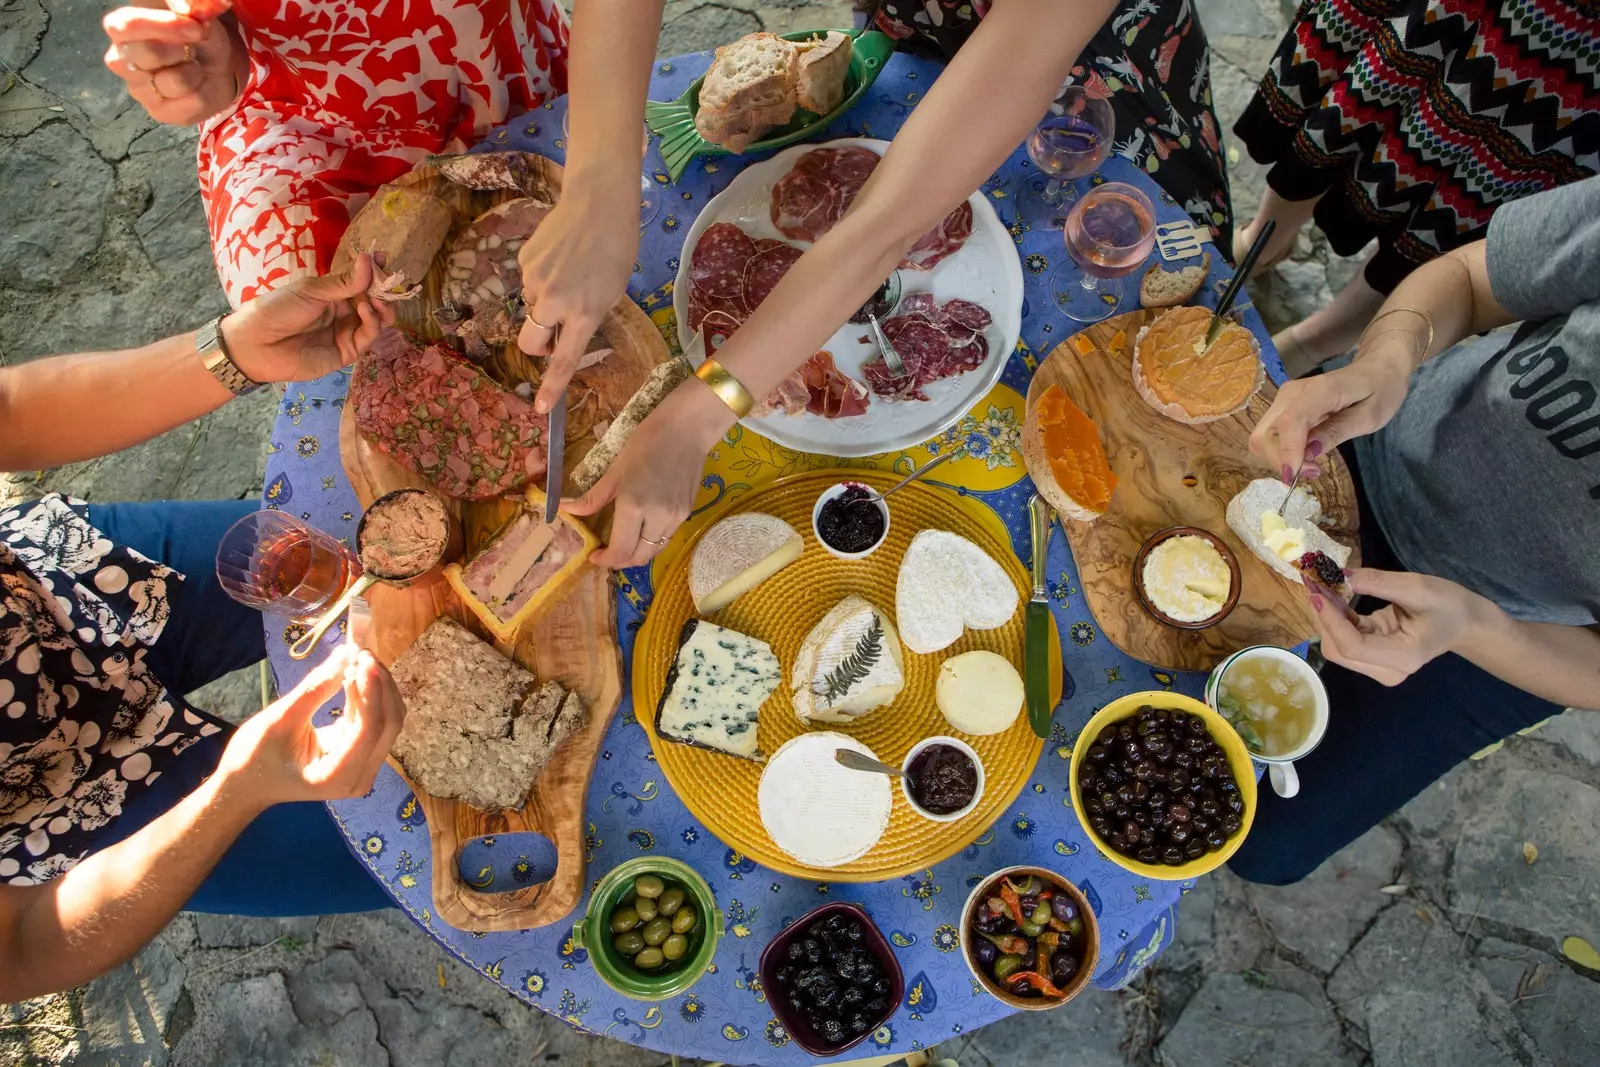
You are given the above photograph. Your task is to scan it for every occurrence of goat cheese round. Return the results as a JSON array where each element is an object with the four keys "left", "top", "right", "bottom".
[
  {"left": 935, "top": 651, "right": 1024, "bottom": 736},
  {"left": 758, "top": 733, "right": 891, "bottom": 868}
]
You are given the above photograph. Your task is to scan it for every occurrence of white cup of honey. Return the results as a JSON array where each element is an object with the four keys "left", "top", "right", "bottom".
[{"left": 1203, "top": 646, "right": 1329, "bottom": 798}]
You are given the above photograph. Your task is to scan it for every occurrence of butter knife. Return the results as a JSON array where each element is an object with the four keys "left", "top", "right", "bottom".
[
  {"left": 544, "top": 387, "right": 565, "bottom": 524},
  {"left": 1025, "top": 493, "right": 1054, "bottom": 739},
  {"left": 1204, "top": 218, "right": 1275, "bottom": 349}
]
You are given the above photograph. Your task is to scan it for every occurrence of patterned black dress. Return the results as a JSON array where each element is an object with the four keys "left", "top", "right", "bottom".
[
  {"left": 1235, "top": 0, "right": 1599, "bottom": 293},
  {"left": 859, "top": 0, "right": 1235, "bottom": 251}
]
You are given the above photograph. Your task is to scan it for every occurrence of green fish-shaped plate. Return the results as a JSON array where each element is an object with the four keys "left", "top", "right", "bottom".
[{"left": 645, "top": 29, "right": 896, "bottom": 182}]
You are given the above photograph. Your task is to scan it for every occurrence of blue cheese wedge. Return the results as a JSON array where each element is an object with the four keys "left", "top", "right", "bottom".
[
  {"left": 654, "top": 618, "right": 780, "bottom": 762},
  {"left": 790, "top": 596, "right": 906, "bottom": 724}
]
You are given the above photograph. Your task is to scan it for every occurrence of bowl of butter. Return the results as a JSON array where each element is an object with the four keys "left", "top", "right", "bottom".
[{"left": 1132, "top": 526, "right": 1240, "bottom": 630}]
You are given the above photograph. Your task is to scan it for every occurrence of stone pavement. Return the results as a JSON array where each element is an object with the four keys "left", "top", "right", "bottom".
[{"left": 3, "top": 1, "right": 1596, "bottom": 1066}]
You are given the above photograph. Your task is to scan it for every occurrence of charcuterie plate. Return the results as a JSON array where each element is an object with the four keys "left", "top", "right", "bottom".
[
  {"left": 332, "top": 153, "right": 671, "bottom": 931},
  {"left": 632, "top": 469, "right": 1060, "bottom": 882},
  {"left": 673, "top": 137, "right": 1024, "bottom": 458}
]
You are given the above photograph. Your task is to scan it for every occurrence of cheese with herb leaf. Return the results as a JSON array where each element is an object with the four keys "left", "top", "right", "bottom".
[
  {"left": 654, "top": 618, "right": 779, "bottom": 761},
  {"left": 790, "top": 596, "right": 906, "bottom": 724}
]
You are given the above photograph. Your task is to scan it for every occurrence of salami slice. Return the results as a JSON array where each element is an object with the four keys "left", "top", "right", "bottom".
[
  {"left": 896, "top": 293, "right": 937, "bottom": 318},
  {"left": 770, "top": 146, "right": 882, "bottom": 242},
  {"left": 864, "top": 295, "right": 995, "bottom": 399},
  {"left": 690, "top": 222, "right": 757, "bottom": 301},
  {"left": 861, "top": 356, "right": 926, "bottom": 401},
  {"left": 938, "top": 296, "right": 992, "bottom": 333},
  {"left": 743, "top": 240, "right": 804, "bottom": 309}
]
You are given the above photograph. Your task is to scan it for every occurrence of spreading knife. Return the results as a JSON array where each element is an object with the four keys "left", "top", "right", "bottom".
[
  {"left": 1024, "top": 493, "right": 1055, "bottom": 739},
  {"left": 543, "top": 388, "right": 566, "bottom": 524},
  {"left": 1204, "top": 218, "right": 1276, "bottom": 349}
]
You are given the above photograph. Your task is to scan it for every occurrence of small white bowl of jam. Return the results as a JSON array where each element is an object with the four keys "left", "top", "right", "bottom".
[
  {"left": 812, "top": 482, "right": 891, "bottom": 561},
  {"left": 901, "top": 736, "right": 984, "bottom": 822}
]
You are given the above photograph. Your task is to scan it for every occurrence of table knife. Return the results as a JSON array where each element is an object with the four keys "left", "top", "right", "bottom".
[
  {"left": 1025, "top": 493, "right": 1055, "bottom": 739},
  {"left": 1205, "top": 218, "right": 1275, "bottom": 349},
  {"left": 543, "top": 387, "right": 565, "bottom": 524}
]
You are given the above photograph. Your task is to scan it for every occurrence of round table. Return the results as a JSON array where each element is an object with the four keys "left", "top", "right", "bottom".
[{"left": 262, "top": 48, "right": 1283, "bottom": 1065}]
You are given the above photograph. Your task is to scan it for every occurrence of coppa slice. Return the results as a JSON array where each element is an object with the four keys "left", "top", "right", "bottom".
[
  {"left": 896, "top": 529, "right": 1019, "bottom": 654},
  {"left": 350, "top": 328, "right": 548, "bottom": 501},
  {"left": 1023, "top": 384, "right": 1117, "bottom": 521}
]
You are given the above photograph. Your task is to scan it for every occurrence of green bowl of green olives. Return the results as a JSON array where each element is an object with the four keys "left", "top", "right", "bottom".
[{"left": 572, "top": 857, "right": 724, "bottom": 1000}]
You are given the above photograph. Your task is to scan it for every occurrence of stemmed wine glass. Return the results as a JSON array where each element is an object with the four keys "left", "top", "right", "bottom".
[
  {"left": 1051, "top": 182, "right": 1157, "bottom": 323},
  {"left": 561, "top": 109, "right": 661, "bottom": 229},
  {"left": 1020, "top": 87, "right": 1115, "bottom": 231}
]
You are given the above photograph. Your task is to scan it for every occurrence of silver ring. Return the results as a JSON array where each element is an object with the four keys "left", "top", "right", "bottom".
[
  {"left": 639, "top": 534, "right": 669, "bottom": 546},
  {"left": 526, "top": 313, "right": 555, "bottom": 330}
]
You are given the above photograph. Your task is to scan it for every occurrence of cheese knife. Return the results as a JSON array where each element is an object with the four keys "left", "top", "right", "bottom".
[
  {"left": 543, "top": 387, "right": 565, "bottom": 524},
  {"left": 1204, "top": 218, "right": 1275, "bottom": 349},
  {"left": 1025, "top": 493, "right": 1055, "bottom": 739}
]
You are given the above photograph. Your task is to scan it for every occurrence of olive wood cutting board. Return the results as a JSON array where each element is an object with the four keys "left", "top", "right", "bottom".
[
  {"left": 1024, "top": 308, "right": 1359, "bottom": 673},
  {"left": 334, "top": 153, "right": 668, "bottom": 931}
]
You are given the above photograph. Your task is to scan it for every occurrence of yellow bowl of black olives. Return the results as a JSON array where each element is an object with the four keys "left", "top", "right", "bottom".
[{"left": 573, "top": 858, "right": 724, "bottom": 1000}]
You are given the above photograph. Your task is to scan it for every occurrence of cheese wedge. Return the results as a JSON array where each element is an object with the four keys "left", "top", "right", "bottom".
[
  {"left": 936, "top": 651, "right": 1024, "bottom": 736},
  {"left": 896, "top": 530, "right": 1019, "bottom": 655},
  {"left": 759, "top": 732, "right": 891, "bottom": 867},
  {"left": 689, "top": 513, "right": 802, "bottom": 614},
  {"left": 790, "top": 596, "right": 906, "bottom": 724},
  {"left": 654, "top": 618, "right": 780, "bottom": 762},
  {"left": 443, "top": 488, "right": 597, "bottom": 643}
]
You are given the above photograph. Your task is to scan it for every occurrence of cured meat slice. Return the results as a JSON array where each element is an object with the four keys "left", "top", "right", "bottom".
[
  {"left": 429, "top": 151, "right": 537, "bottom": 193},
  {"left": 750, "top": 371, "right": 811, "bottom": 418},
  {"left": 439, "top": 197, "right": 553, "bottom": 357},
  {"left": 896, "top": 292, "right": 937, "bottom": 318},
  {"left": 743, "top": 240, "right": 803, "bottom": 309},
  {"left": 351, "top": 329, "right": 549, "bottom": 501},
  {"left": 938, "top": 297, "right": 992, "bottom": 334},
  {"left": 800, "top": 351, "right": 870, "bottom": 418},
  {"left": 863, "top": 296, "right": 995, "bottom": 400},
  {"left": 769, "top": 146, "right": 880, "bottom": 242},
  {"left": 900, "top": 201, "right": 974, "bottom": 271},
  {"left": 691, "top": 222, "right": 758, "bottom": 302}
]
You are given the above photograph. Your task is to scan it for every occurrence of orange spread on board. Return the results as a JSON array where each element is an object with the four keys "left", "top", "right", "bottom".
[
  {"left": 1136, "top": 306, "right": 1261, "bottom": 419},
  {"left": 1036, "top": 385, "right": 1117, "bottom": 513}
]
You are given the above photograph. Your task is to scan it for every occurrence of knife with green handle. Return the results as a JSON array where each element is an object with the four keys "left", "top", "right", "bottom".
[{"left": 1025, "top": 493, "right": 1054, "bottom": 739}]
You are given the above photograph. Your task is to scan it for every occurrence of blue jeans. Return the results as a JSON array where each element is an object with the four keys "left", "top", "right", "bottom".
[
  {"left": 1226, "top": 448, "right": 1561, "bottom": 885},
  {"left": 89, "top": 501, "right": 393, "bottom": 915}
]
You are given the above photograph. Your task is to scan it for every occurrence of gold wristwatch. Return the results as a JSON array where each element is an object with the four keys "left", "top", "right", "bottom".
[{"left": 197, "top": 315, "right": 265, "bottom": 396}]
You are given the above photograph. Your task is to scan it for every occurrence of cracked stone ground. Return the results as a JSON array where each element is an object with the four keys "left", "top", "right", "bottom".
[{"left": 2, "top": 1, "right": 1596, "bottom": 1065}]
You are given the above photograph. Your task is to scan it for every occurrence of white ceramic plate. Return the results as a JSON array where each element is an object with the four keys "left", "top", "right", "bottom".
[{"left": 673, "top": 137, "right": 1024, "bottom": 458}]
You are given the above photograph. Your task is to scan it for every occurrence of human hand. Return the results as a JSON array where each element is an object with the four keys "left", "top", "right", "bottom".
[
  {"left": 224, "top": 255, "right": 394, "bottom": 384},
  {"left": 516, "top": 187, "right": 641, "bottom": 414},
  {"left": 1250, "top": 340, "right": 1416, "bottom": 480},
  {"left": 102, "top": 1, "right": 246, "bottom": 127},
  {"left": 1311, "top": 568, "right": 1497, "bottom": 686},
  {"left": 217, "top": 646, "right": 407, "bottom": 808},
  {"left": 564, "top": 381, "right": 732, "bottom": 568}
]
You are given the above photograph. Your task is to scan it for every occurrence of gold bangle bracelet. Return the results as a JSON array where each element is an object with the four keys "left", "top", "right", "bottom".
[
  {"left": 1357, "top": 306, "right": 1435, "bottom": 364},
  {"left": 694, "top": 356, "right": 755, "bottom": 419}
]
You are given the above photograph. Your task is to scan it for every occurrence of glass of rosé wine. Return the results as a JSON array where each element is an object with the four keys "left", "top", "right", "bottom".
[
  {"left": 215, "top": 511, "right": 359, "bottom": 620},
  {"left": 1052, "top": 182, "right": 1157, "bottom": 323},
  {"left": 1020, "top": 87, "right": 1115, "bottom": 231}
]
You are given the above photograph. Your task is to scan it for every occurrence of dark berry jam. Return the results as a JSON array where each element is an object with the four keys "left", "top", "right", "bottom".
[
  {"left": 848, "top": 278, "right": 898, "bottom": 326},
  {"left": 905, "top": 743, "right": 978, "bottom": 815},
  {"left": 1297, "top": 551, "right": 1344, "bottom": 587},
  {"left": 816, "top": 485, "right": 885, "bottom": 554}
]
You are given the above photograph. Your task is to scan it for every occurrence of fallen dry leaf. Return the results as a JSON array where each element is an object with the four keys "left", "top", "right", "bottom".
[
  {"left": 1416, "top": 909, "right": 1434, "bottom": 925},
  {"left": 1522, "top": 841, "right": 1539, "bottom": 866},
  {"left": 1379, "top": 883, "right": 1410, "bottom": 895},
  {"left": 438, "top": 962, "right": 447, "bottom": 989}
]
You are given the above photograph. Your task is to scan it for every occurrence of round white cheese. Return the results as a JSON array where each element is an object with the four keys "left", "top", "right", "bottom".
[
  {"left": 758, "top": 732, "right": 892, "bottom": 867},
  {"left": 935, "top": 651, "right": 1024, "bottom": 736}
]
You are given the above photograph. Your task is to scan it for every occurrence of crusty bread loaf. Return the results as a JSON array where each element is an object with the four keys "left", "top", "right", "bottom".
[
  {"left": 796, "top": 31, "right": 852, "bottom": 114},
  {"left": 694, "top": 99, "right": 795, "bottom": 154},
  {"left": 1224, "top": 478, "right": 1352, "bottom": 585},
  {"left": 1140, "top": 253, "right": 1211, "bottom": 308},
  {"left": 700, "top": 33, "right": 798, "bottom": 113}
]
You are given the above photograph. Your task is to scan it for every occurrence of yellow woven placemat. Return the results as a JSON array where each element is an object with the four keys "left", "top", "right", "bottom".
[{"left": 633, "top": 469, "right": 1059, "bottom": 882}]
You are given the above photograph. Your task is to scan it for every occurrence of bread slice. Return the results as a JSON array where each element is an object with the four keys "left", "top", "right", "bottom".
[
  {"left": 796, "top": 31, "right": 852, "bottom": 114},
  {"left": 699, "top": 33, "right": 798, "bottom": 112},
  {"left": 1225, "top": 478, "right": 1352, "bottom": 585},
  {"left": 694, "top": 99, "right": 795, "bottom": 154},
  {"left": 1140, "top": 253, "right": 1211, "bottom": 308}
]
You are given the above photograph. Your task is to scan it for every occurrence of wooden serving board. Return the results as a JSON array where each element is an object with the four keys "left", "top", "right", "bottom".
[
  {"left": 1025, "top": 309, "right": 1359, "bottom": 672},
  {"left": 335, "top": 153, "right": 669, "bottom": 931}
]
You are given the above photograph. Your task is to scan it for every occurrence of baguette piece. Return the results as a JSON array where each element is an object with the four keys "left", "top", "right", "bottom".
[
  {"left": 796, "top": 31, "right": 852, "bottom": 114},
  {"left": 694, "top": 99, "right": 795, "bottom": 154},
  {"left": 1140, "top": 253, "right": 1211, "bottom": 308},
  {"left": 699, "top": 33, "right": 799, "bottom": 112},
  {"left": 1224, "top": 478, "right": 1352, "bottom": 586}
]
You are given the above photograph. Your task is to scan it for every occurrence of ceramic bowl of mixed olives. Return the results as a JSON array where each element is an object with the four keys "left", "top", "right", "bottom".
[
  {"left": 1068, "top": 692, "right": 1258, "bottom": 880},
  {"left": 959, "top": 865, "right": 1098, "bottom": 1009},
  {"left": 574, "top": 858, "right": 723, "bottom": 1000},
  {"left": 758, "top": 903, "right": 904, "bottom": 1056}
]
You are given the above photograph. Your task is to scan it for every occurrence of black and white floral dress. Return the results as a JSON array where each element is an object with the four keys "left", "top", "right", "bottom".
[{"left": 0, "top": 496, "right": 223, "bottom": 886}]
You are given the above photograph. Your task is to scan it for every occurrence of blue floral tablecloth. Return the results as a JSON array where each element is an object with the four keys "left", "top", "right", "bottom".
[{"left": 262, "top": 50, "right": 1281, "bottom": 1065}]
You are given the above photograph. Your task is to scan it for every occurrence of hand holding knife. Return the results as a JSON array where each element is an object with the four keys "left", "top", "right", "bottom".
[{"left": 543, "top": 325, "right": 566, "bottom": 523}]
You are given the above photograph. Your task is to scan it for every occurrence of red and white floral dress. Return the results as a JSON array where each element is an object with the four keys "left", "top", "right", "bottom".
[{"left": 199, "top": 0, "right": 569, "bottom": 305}]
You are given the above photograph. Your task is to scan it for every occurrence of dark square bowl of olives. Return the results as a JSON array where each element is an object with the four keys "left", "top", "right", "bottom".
[
  {"left": 960, "top": 865, "right": 1098, "bottom": 1009},
  {"left": 759, "top": 902, "right": 904, "bottom": 1056},
  {"left": 1068, "top": 691, "right": 1258, "bottom": 880},
  {"left": 573, "top": 857, "right": 723, "bottom": 1001}
]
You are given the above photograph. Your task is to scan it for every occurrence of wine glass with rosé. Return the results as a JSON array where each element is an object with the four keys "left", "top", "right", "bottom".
[
  {"left": 1052, "top": 182, "right": 1157, "bottom": 323},
  {"left": 562, "top": 110, "right": 661, "bottom": 229},
  {"left": 1020, "top": 87, "right": 1115, "bottom": 231}
]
